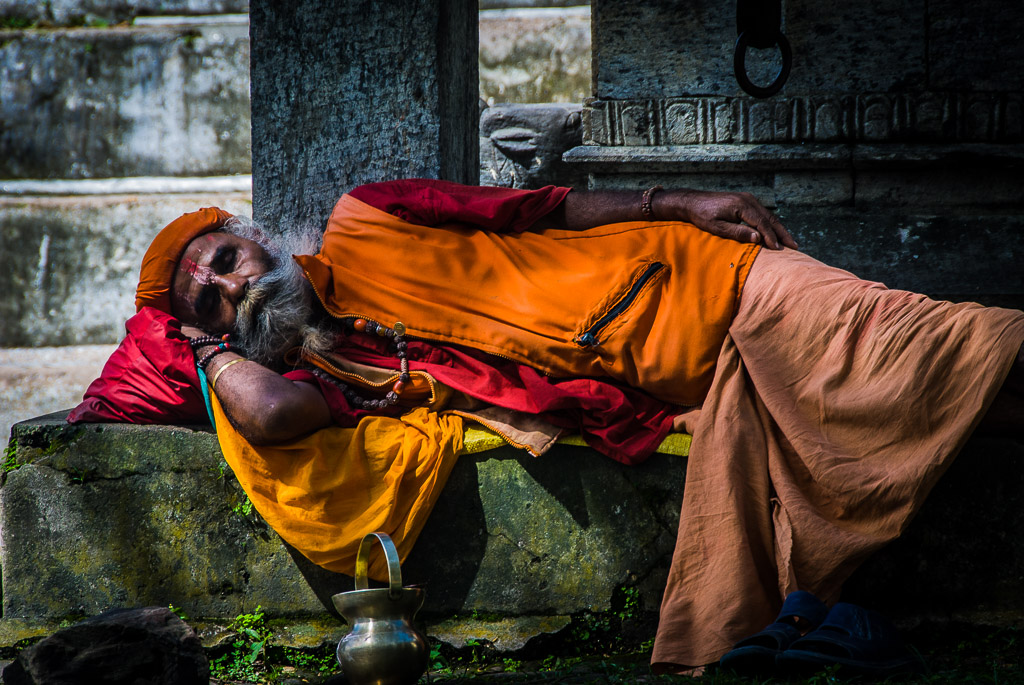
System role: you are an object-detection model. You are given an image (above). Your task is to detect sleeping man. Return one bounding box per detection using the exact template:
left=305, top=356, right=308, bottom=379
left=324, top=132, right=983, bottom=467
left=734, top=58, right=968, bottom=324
left=72, top=179, right=1024, bottom=674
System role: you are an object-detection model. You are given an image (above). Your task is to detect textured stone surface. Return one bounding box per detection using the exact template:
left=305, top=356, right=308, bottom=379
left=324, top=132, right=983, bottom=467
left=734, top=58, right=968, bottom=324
left=594, top=0, right=934, bottom=99
left=249, top=0, right=478, bottom=234
left=0, top=192, right=252, bottom=347
left=479, top=103, right=585, bottom=189
left=0, top=414, right=321, bottom=622
left=581, top=94, right=1024, bottom=146
left=0, top=1, right=248, bottom=25
left=1, top=415, right=685, bottom=646
left=2, top=607, right=208, bottom=685
left=4, top=414, right=1024, bottom=653
left=0, top=22, right=251, bottom=179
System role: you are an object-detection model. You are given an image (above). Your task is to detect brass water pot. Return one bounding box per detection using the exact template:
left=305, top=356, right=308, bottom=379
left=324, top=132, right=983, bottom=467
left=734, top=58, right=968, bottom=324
left=332, top=532, right=428, bottom=685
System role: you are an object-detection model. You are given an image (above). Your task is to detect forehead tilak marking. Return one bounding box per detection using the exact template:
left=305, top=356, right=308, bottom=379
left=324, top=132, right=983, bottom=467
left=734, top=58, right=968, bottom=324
left=178, top=256, right=216, bottom=285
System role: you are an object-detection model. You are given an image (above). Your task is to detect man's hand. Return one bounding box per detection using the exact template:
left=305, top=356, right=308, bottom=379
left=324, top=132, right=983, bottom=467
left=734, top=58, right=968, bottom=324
left=653, top=189, right=798, bottom=250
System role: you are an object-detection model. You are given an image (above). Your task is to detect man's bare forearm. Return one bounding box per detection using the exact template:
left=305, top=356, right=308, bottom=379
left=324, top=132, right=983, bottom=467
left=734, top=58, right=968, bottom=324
left=537, top=188, right=798, bottom=250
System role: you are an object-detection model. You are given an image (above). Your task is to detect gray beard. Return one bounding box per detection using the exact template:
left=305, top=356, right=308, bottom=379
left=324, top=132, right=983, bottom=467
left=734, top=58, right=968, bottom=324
left=220, top=217, right=334, bottom=367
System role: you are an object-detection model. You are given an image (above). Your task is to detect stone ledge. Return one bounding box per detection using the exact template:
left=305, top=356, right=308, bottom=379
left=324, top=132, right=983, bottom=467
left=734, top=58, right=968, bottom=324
left=1, top=412, right=687, bottom=651
left=4, top=414, right=1023, bottom=655
left=563, top=142, right=1024, bottom=172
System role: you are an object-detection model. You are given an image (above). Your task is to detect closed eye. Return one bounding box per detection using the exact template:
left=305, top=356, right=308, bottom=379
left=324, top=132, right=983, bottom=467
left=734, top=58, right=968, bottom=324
left=212, top=246, right=237, bottom=274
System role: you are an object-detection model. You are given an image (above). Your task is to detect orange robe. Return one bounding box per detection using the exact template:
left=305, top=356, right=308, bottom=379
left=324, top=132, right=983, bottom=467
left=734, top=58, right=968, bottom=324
left=296, top=193, right=760, bottom=407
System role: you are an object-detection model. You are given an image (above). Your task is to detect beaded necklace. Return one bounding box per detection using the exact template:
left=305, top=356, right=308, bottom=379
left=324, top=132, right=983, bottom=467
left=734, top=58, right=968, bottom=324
left=312, top=318, right=411, bottom=410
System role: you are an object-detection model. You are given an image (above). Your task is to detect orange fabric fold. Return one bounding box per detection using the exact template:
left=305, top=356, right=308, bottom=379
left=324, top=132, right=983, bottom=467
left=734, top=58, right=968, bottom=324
left=212, top=396, right=464, bottom=580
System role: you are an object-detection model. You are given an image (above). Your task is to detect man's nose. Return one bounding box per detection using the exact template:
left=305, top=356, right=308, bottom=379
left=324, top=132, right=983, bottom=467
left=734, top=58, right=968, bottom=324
left=215, top=273, right=249, bottom=306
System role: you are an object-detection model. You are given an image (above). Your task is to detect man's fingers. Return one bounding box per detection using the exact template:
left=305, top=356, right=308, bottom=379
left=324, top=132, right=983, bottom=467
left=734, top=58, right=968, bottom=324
left=739, top=203, right=798, bottom=250
left=709, top=219, right=761, bottom=245
left=738, top=207, right=781, bottom=249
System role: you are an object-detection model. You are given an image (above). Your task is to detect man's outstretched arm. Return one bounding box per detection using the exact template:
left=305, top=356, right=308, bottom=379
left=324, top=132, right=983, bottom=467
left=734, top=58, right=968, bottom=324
left=540, top=188, right=798, bottom=250
left=348, top=179, right=795, bottom=248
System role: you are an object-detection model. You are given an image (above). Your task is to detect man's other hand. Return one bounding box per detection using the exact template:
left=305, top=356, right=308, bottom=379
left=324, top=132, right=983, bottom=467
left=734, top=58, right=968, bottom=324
left=655, top=189, right=798, bottom=250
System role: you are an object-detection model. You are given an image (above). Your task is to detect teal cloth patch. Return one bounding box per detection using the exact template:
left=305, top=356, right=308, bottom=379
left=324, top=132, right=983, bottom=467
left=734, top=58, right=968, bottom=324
left=197, top=366, right=215, bottom=426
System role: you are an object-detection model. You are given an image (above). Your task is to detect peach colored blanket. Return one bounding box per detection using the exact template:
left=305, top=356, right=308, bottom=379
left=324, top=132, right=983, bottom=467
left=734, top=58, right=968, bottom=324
left=652, top=248, right=1024, bottom=668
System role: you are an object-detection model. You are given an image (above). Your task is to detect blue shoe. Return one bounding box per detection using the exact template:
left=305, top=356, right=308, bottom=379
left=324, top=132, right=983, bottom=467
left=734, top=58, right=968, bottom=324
left=776, top=602, right=922, bottom=677
left=719, top=591, right=829, bottom=676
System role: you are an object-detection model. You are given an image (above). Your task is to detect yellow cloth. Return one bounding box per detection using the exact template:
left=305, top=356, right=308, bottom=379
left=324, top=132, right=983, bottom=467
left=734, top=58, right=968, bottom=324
left=212, top=395, right=464, bottom=580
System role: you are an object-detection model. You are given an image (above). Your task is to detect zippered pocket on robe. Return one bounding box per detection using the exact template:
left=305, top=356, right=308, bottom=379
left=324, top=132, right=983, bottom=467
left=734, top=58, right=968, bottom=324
left=573, top=261, right=668, bottom=348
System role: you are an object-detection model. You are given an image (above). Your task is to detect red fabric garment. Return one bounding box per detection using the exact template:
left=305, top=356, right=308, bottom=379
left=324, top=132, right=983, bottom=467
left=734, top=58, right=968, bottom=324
left=288, top=334, right=678, bottom=465
left=68, top=307, right=207, bottom=424
left=348, top=178, right=570, bottom=233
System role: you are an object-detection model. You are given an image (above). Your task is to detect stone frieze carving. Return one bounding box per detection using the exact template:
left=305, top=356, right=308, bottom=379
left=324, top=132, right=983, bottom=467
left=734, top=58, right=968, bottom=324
left=583, top=94, right=1024, bottom=146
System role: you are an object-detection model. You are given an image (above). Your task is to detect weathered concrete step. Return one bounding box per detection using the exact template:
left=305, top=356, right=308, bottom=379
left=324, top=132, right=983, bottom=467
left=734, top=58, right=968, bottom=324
left=0, top=18, right=251, bottom=179
left=0, top=1, right=249, bottom=27
left=0, top=180, right=252, bottom=347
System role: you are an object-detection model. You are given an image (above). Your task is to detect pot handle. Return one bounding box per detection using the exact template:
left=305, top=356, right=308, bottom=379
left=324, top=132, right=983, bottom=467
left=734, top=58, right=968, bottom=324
left=354, top=532, right=404, bottom=600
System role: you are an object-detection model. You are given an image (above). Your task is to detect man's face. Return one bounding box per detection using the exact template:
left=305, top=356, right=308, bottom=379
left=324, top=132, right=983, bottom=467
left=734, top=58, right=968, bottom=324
left=171, top=232, right=273, bottom=334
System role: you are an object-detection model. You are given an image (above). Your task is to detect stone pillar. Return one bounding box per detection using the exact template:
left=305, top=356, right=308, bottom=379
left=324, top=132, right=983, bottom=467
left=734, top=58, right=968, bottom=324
left=570, top=0, right=1024, bottom=308
left=249, top=0, right=479, bottom=231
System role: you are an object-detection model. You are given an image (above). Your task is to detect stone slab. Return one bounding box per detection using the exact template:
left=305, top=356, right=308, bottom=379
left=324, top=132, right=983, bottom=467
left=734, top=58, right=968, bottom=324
left=1, top=413, right=322, bottom=623
left=0, top=2, right=249, bottom=26
left=0, top=191, right=252, bottom=347
left=0, top=21, right=251, bottom=179
left=3, top=413, right=1024, bottom=654
left=580, top=94, right=1024, bottom=146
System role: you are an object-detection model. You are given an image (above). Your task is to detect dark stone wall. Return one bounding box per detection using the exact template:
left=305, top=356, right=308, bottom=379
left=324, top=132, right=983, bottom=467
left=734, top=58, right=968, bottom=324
left=576, top=0, right=1024, bottom=308
left=249, top=0, right=478, bottom=233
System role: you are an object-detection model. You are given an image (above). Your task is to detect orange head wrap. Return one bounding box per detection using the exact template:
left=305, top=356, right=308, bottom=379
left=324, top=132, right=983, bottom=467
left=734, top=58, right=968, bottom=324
left=135, top=207, right=233, bottom=314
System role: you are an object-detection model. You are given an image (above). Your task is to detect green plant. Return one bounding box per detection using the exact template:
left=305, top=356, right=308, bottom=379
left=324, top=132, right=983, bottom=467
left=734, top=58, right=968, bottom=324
left=2, top=441, right=22, bottom=473
left=277, top=646, right=336, bottom=676
left=0, top=16, right=33, bottom=29
left=428, top=644, right=450, bottom=674
left=232, top=494, right=254, bottom=517
left=616, top=585, right=640, bottom=622
left=209, top=606, right=271, bottom=683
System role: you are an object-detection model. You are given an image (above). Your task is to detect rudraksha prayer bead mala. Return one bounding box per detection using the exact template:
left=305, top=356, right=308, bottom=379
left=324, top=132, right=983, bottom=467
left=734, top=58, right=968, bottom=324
left=314, top=319, right=411, bottom=410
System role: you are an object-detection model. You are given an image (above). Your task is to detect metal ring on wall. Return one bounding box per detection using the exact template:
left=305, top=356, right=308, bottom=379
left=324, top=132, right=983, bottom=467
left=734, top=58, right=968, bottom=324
left=734, top=29, right=792, bottom=98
